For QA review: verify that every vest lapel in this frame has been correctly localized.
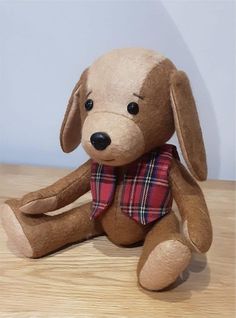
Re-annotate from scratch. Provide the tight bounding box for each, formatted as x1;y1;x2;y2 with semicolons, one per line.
90;144;179;224
90;162;117;219
121;145;178;225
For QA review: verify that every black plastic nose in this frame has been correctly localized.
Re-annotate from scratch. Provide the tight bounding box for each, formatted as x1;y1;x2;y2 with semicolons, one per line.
90;132;111;150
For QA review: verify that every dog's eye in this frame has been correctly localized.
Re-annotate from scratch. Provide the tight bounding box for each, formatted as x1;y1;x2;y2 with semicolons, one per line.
85;99;93;111
127;102;139;115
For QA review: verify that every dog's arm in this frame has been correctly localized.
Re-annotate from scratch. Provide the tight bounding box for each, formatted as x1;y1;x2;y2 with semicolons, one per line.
169;158;212;253
17;159;92;214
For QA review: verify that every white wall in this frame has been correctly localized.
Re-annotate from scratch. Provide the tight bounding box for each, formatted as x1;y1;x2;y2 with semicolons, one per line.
0;0;235;180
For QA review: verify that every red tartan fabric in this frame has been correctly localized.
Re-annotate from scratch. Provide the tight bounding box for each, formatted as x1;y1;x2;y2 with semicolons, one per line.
90;164;117;219
90;144;179;225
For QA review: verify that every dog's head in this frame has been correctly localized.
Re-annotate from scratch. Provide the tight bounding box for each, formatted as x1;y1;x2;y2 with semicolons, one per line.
60;48;207;181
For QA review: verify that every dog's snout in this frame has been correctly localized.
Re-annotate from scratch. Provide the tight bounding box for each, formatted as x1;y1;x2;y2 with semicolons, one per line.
90;132;111;150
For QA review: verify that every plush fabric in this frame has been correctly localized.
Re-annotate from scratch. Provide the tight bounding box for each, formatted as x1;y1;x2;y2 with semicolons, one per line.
3;200;103;258
82;111;145;166
139;239;191;290
170;70;207;181
1;47;213;292
60;69;88;153
137;211;191;290
169;158;212;253
137;59;176;153
91;144;179;225
20;159;92;214
87;48;165;109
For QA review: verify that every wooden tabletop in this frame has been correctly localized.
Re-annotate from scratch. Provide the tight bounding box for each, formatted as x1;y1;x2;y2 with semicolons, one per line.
0;164;235;318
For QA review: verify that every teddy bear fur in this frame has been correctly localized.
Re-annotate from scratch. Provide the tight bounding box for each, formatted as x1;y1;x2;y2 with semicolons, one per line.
1;48;212;291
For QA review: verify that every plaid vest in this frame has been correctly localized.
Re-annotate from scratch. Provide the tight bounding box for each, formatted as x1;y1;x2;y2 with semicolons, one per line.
90;144;179;225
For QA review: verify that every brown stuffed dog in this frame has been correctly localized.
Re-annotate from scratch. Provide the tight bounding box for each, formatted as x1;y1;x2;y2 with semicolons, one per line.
1;48;212;291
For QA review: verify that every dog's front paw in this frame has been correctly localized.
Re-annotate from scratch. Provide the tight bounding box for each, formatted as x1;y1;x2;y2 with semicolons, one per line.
19;191;57;214
183;211;213;253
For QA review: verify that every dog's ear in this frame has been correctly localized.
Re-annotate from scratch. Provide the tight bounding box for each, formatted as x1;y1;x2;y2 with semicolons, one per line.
170;70;207;181
60;79;82;153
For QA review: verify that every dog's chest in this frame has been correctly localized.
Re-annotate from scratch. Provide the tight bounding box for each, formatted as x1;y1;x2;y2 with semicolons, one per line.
113;167;126;206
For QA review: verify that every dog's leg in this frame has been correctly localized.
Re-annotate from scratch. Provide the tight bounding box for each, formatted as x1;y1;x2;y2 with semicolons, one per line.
137;212;191;291
1;199;103;258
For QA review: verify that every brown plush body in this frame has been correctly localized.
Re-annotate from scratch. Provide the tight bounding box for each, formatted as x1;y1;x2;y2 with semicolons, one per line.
1;48;212;291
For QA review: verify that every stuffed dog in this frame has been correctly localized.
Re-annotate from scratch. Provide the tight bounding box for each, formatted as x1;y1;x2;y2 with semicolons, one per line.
1;48;212;291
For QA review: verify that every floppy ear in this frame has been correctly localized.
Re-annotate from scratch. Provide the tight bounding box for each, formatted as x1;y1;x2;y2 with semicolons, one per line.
60;80;82;153
170;70;207;181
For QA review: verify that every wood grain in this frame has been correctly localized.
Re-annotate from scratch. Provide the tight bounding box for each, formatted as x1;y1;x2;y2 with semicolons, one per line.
0;164;235;318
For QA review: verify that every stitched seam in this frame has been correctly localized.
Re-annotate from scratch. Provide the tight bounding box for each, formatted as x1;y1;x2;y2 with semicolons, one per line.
22;167;91;205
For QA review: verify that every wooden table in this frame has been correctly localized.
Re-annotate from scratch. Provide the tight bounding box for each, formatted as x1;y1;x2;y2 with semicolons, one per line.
0;164;235;318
